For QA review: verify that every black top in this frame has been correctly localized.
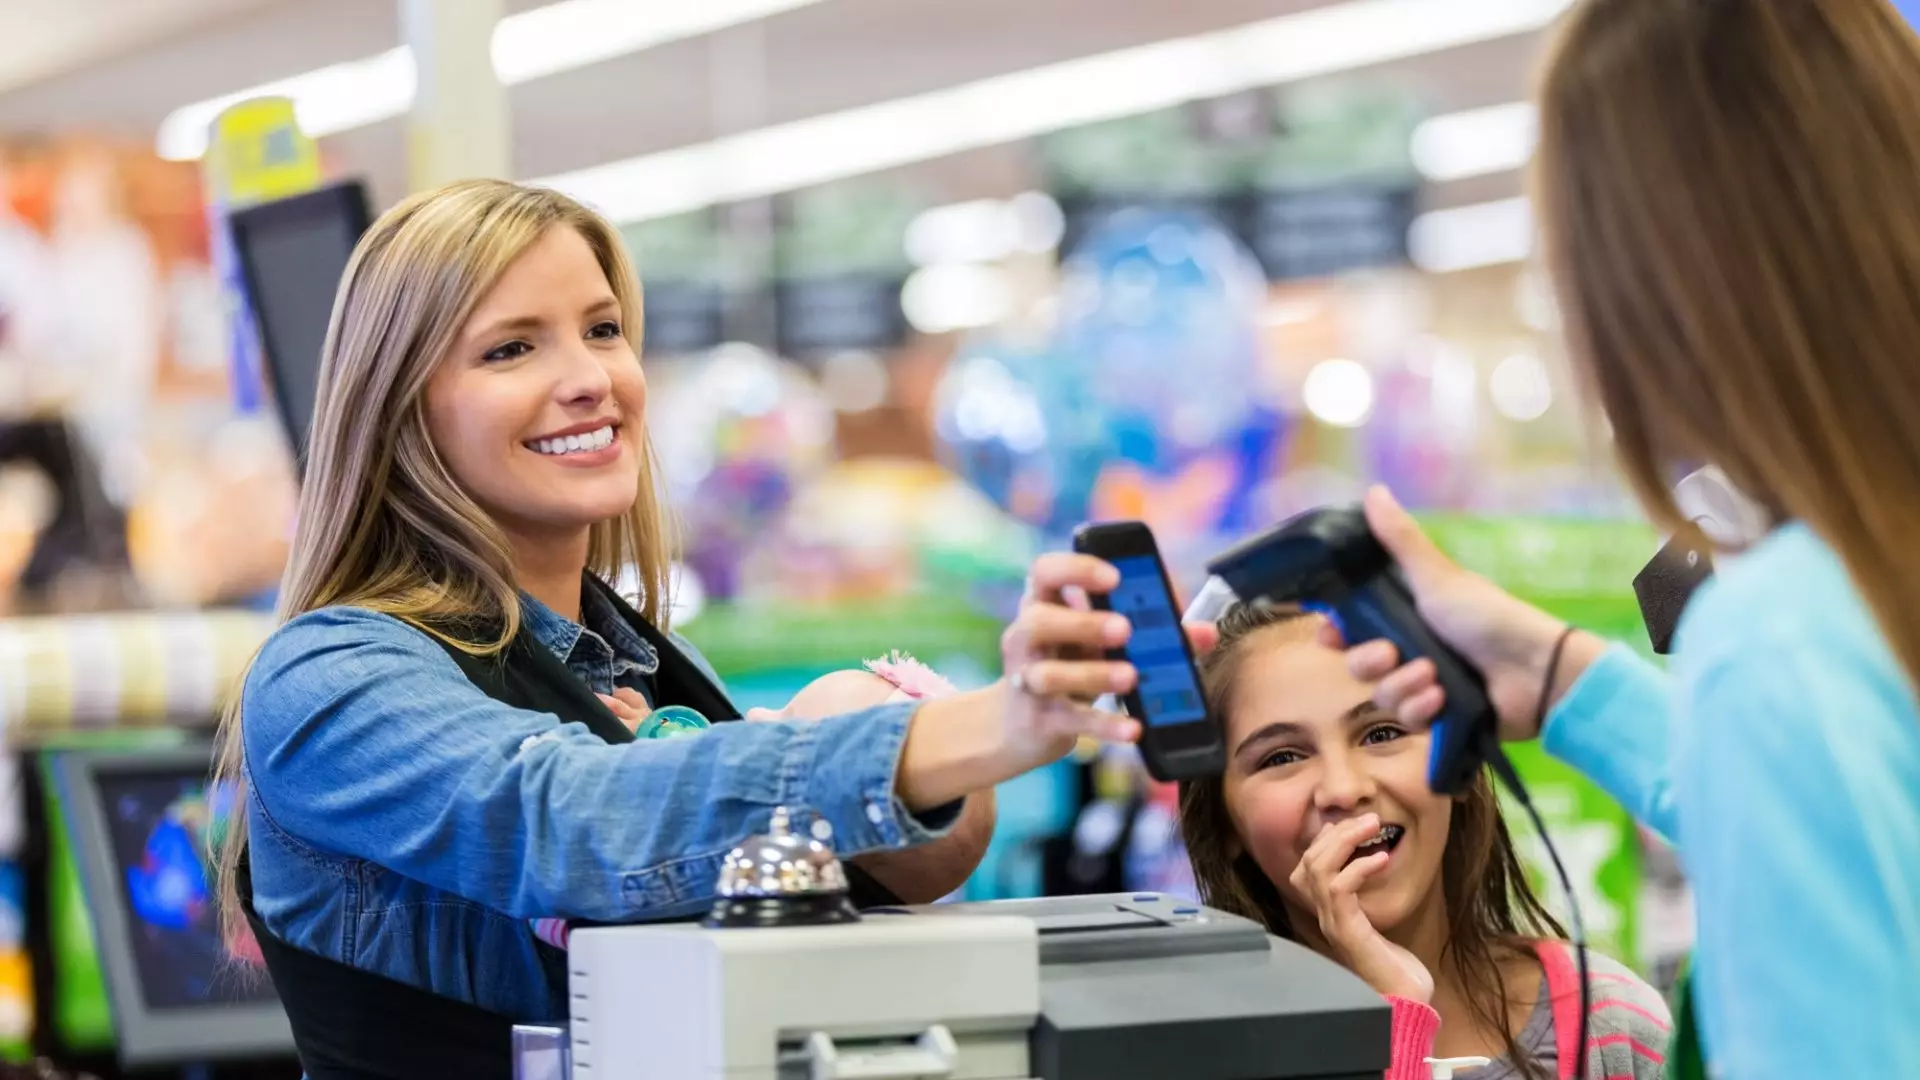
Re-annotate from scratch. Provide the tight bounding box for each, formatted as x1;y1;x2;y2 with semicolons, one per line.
242;579;900;1079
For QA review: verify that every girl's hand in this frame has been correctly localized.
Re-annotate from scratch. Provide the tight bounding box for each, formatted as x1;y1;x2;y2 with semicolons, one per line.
1289;812;1434;1004
597;689;652;733
1329;487;1606;740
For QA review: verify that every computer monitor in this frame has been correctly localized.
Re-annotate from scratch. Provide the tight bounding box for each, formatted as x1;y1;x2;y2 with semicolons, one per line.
227;181;374;466
49;745;292;1066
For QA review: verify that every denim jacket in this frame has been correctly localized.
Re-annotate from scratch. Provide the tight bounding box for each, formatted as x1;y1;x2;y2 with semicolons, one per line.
240;586;956;1020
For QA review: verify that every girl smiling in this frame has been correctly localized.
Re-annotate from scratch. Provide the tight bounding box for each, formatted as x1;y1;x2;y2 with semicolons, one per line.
1180;604;1668;1079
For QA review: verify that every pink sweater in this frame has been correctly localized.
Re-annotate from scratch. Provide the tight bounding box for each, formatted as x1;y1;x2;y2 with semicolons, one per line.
1385;941;1670;1080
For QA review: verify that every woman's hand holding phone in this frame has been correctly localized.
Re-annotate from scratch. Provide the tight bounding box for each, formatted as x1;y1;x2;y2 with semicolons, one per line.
897;551;1217;811
1290;812;1433;1004
1333;487;1608;740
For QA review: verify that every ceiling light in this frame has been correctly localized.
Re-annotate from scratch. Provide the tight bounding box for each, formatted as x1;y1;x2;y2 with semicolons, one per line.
904;199;1021;267
1408;197;1534;273
1489;352;1553;421
157;48;415;162
156;0;828;161
540;0;1576;224
1303;358;1376;427
902;265;1014;334
492;0;820;84
1410;101;1536;182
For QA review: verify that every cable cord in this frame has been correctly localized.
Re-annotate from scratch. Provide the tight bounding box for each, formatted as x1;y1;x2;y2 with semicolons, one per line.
1481;623;1590;1079
1486;740;1589;1080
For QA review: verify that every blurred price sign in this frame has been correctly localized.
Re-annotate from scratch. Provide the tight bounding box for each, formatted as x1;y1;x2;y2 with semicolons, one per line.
203;97;322;208
1232;184;1416;282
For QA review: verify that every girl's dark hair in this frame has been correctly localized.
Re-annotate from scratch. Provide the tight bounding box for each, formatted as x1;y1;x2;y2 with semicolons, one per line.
1178;603;1564;1078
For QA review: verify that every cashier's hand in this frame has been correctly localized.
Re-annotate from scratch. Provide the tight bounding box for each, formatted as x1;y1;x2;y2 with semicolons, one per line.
1290;813;1433;1004
998;552;1219;765
598;689;652;734
1325;487;1604;741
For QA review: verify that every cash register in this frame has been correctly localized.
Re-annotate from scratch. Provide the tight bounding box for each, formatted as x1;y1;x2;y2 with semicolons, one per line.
521;809;1390;1080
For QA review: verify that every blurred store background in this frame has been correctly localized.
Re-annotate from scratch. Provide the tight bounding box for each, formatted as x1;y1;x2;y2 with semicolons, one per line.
0;0;1690;1074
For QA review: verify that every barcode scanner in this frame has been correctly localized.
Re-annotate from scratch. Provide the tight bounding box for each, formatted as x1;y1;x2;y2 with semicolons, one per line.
1197;505;1498;794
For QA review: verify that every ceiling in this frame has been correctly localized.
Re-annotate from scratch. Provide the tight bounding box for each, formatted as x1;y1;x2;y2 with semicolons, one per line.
0;0;1543;212
0;0;295;95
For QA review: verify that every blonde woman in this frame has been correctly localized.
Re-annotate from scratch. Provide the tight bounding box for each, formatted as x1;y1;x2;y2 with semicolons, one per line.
213;179;1206;1079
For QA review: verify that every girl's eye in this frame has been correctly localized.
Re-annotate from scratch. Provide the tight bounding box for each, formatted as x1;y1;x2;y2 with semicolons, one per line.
587;320;622;340
1259;748;1307;769
1361;724;1406;747
483;340;532;362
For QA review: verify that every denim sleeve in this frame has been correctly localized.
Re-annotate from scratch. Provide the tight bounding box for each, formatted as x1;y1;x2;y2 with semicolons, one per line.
1540;643;1678;841
242;606;957;922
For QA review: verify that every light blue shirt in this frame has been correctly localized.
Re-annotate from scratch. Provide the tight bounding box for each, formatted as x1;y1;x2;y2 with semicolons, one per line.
1546;522;1920;1078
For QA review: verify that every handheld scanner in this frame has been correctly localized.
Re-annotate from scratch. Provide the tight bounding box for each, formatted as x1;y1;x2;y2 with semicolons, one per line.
1204;505;1497;794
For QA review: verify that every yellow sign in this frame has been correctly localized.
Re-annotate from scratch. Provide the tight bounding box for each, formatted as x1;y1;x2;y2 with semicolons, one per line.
202;96;322;208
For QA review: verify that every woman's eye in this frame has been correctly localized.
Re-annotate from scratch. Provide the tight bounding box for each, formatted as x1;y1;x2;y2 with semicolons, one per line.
483;340;532;362
1259;748;1306;769
587;320;622;340
1362;724;1406;747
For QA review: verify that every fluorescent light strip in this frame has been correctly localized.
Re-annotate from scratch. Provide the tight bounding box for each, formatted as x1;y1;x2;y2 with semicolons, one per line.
157;48;415;161
491;0;821;85
537;0;1574;225
156;0;827;161
1411;100;1537;182
1408;196;1533;272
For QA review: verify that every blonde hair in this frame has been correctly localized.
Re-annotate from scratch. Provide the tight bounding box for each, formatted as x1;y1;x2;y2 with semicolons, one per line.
212;179;675;948
1533;0;1920;690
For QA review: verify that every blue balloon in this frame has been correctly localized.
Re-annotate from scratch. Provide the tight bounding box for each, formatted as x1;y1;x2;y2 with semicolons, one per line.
1054;208;1271;474
932;207;1286;542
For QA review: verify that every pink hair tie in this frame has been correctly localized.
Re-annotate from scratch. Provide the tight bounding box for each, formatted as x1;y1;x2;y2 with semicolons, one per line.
864;650;959;702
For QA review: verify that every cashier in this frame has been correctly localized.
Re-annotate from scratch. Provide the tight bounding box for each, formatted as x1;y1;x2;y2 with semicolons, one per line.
210;179;1215;1080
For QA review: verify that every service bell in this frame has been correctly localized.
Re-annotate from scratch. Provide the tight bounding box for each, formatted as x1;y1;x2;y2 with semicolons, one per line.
704;806;860;928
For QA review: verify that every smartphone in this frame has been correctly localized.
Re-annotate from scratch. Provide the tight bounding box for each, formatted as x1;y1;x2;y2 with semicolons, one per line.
1071;520;1226;782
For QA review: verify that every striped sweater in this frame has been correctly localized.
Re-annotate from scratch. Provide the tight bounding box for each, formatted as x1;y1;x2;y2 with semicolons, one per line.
1387;941;1671;1080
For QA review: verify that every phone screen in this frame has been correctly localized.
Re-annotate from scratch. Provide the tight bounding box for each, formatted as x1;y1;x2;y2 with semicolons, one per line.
1108;555;1207;728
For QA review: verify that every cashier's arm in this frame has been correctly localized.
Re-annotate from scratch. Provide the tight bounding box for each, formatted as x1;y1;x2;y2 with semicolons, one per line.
850;790;995;903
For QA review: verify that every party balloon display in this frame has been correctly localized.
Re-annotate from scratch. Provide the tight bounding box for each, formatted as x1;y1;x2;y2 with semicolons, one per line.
932;209;1286;561
648;345;836;599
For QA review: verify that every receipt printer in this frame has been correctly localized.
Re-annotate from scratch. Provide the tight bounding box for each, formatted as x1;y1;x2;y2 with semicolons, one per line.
544;810;1389;1079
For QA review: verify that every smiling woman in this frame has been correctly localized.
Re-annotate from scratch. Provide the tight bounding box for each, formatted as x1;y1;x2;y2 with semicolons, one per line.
1178;604;1668;1080
211;179;1202;1080
420;225;649;616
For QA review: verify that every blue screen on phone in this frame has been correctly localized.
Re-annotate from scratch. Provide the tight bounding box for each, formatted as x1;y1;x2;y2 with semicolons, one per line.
1109;555;1207;728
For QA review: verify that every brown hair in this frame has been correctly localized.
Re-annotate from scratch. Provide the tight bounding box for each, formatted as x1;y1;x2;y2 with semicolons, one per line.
1179;604;1562;1077
211;180;676;952
1534;0;1920;688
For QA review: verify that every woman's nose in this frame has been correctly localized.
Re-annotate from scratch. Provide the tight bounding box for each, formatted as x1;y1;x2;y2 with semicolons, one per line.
554;342;614;406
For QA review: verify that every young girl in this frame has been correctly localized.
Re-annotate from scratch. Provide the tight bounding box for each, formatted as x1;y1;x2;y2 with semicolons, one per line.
1179;604;1668;1080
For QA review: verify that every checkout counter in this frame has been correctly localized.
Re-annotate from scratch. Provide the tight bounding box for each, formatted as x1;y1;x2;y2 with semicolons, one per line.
520;809;1392;1080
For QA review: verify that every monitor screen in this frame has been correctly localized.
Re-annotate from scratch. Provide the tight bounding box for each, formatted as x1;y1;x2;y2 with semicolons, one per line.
228;181;373;464
97;770;272;1012
52;746;293;1065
